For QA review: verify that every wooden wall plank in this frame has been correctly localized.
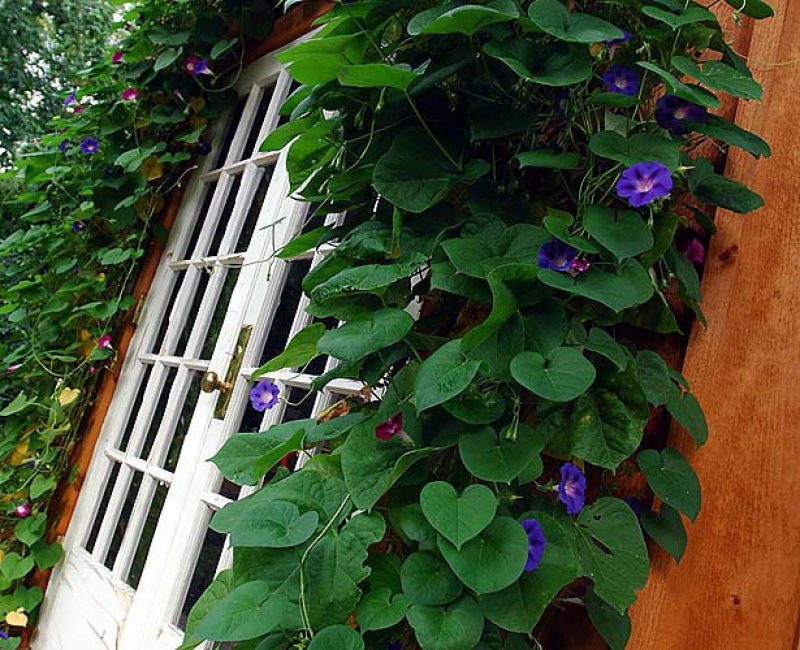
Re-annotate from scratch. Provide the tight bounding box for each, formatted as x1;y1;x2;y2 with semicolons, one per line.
629;2;800;648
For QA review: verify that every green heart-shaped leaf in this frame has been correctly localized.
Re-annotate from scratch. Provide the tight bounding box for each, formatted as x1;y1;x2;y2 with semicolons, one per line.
407;596;484;650
511;347;596;402
637;448;701;521
308;625;364;650
484;39;592;87
420;482;497;549
582;205;654;260
408;0;519;36
401;551;463;606
356;587;408;631
211;499;318;548
459;424;544;483
438;517;528;594
528;0;623;42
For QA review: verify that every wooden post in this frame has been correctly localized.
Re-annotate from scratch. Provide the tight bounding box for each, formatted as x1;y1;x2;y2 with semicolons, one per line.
629;1;800;647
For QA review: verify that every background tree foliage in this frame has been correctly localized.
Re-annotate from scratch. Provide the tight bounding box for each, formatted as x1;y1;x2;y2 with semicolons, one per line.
0;0;113;165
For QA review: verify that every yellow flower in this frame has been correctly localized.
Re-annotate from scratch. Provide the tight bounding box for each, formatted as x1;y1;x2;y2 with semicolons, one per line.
6;608;28;627
58;388;81;407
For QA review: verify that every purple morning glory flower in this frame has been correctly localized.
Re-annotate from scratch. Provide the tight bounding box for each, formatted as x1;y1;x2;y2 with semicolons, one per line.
111;49;124;64
605;29;631;46
655;95;708;135
571;258;591;273
521;518;547;572
63;92;77;106
624;496;643;517
375;413;404;441
602;64;641;96
80;137;100;155
0;629;8;639
121;87;140;101
198;142;212;156
538;238;577;272
683;234;706;265
72;220;86;233
558;462;586;514
59;139;69;153
250;379;279;412
183;55;210;76
615;161;673;207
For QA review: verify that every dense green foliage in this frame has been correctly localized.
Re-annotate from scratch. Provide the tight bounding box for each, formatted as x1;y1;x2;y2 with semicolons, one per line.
0;0;114;166
186;0;771;648
0;0;275;642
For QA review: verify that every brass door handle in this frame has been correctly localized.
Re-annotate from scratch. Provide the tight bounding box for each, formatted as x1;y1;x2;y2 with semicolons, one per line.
201;371;232;394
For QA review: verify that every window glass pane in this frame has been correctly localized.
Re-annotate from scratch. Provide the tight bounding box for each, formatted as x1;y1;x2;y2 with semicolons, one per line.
164;370;203;472
178;525;226;629
213;97;246;168
127;480;168;588
175;269;211;357
219;479;240;502
118;364;154;452
209;174;242;256
140;366;179;461
306;317;337;376
149;270;186;354
259;259;312;366
185;182;216;261
241;87;274;160
235;166;274;253
104;470;143;570
283;387;315;423
84;462;121;553
200;267;241;359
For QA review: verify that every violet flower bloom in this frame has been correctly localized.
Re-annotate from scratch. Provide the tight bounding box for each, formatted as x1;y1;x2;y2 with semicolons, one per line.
0;629;7;639
624;496;643;517
655;95;708;135
615;161;673;207
183;55;210;76
14;503;31;518
250;379;279;412
63;92;77;106
571;258;591;273
538;238;577;272
605;29;631;46
521;518;547;572
121;87;140;101
72;220;86;233
602;64;641;96
98;334;113;349
558;462;587;515
59;139;70;153
375;413;404;441
6;364;22;373
111;49;124;64
684;236;706;265
80;137;100;155
198;142;212;156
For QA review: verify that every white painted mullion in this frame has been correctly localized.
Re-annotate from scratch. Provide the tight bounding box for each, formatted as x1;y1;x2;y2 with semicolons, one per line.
250;69;292;157
222;83;263;167
215;163;263;256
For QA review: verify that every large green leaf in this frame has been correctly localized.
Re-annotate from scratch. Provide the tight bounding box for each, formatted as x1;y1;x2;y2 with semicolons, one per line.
458;424;543;483
641;504;687;563
636;61;720;109
277;33;367;84
373;128;460;213
308;626;364;650
723;0;773;18
637;448;701;521
672;56;762;100
528;0;624;43
339;63;421;90
510;347;596;402
588;131;681;171
642;4;716;29
341;417;441;509
211;499;318;548
665;388;708;446
420;481;497;550
401;551;463;606
415;339;482;411
210;419;311;486
407;596;484;650
478;514;579;632
179;570;235;650
484;39;592;86
691;114;770;158
408;0;519;36
635;350;673;406
355;587;408;631
585;586;632;650
441;224;548;279
193;580;277;641
318;308;414;363
438;517;529;594
687;158;764;213
575;498;649;613
253;324;324;376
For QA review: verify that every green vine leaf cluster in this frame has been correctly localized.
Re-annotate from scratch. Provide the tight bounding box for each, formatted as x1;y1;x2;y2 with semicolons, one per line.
190;0;770;648
0;0;276;640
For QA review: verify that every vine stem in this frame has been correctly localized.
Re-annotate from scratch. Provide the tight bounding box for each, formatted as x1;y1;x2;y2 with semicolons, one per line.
298;494;352;636
405;92;461;170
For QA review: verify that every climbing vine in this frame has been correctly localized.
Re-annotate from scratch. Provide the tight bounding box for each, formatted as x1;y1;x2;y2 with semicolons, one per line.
184;0;771;649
